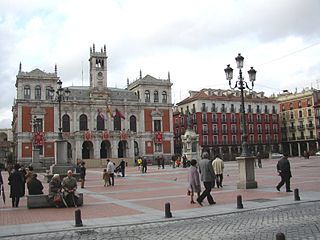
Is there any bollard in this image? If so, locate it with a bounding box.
[75,209,83,227]
[294,188,300,201]
[276,232,285,240]
[237,195,243,209]
[165,202,172,218]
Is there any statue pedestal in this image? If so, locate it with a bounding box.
[49,139,73,174]
[236,155,258,189]
[31,148,45,171]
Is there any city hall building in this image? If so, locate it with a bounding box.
[12,44,174,167]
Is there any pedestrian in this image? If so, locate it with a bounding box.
[142,157,148,173]
[137,157,142,171]
[27,173,44,195]
[182,155,188,168]
[161,155,165,169]
[157,156,161,169]
[171,155,176,168]
[197,152,216,206]
[276,154,292,192]
[120,159,126,177]
[212,154,224,188]
[106,159,115,186]
[79,161,86,188]
[257,152,262,168]
[19,164,27,197]
[8,163,24,207]
[187,159,201,204]
[103,169,110,187]
[62,170,78,207]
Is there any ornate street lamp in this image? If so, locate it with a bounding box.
[50,79,70,140]
[225,53,257,189]
[224,53,257,157]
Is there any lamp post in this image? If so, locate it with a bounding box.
[224,53,257,189]
[48,78,72,175]
[224,53,256,157]
[50,79,70,140]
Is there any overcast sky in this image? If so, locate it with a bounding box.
[1,0,320,129]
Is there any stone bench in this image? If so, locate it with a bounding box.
[43,173,81,183]
[27,193,83,209]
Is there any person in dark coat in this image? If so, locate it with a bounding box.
[27,173,44,195]
[79,162,86,188]
[141,157,148,173]
[161,155,165,169]
[8,164,24,207]
[19,165,27,197]
[120,159,126,177]
[276,154,292,192]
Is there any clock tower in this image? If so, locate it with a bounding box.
[89,44,108,98]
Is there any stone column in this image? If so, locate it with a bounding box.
[237,155,258,189]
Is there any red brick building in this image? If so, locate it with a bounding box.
[174,88,280,160]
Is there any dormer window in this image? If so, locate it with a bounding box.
[145,90,150,102]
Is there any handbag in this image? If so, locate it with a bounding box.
[53,193,62,205]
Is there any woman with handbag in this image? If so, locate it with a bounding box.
[48,174,63,207]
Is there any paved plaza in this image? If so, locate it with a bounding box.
[0,156,320,239]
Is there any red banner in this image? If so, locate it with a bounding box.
[154,132,163,143]
[84,131,92,141]
[102,130,109,140]
[33,132,44,145]
[120,130,128,140]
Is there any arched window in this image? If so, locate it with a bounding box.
[162,91,167,103]
[145,90,150,102]
[154,90,159,102]
[35,85,41,100]
[130,115,137,132]
[62,114,70,132]
[114,115,121,131]
[97,114,105,130]
[24,85,31,99]
[79,114,88,131]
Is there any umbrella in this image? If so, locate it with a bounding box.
[1,185,5,204]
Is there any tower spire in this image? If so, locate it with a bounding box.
[140,69,142,79]
[55,64,57,75]
[19,62,22,73]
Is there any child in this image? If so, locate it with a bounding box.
[187,159,201,204]
[103,169,110,187]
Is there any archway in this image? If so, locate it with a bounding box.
[118,140,128,158]
[100,140,111,159]
[82,141,93,159]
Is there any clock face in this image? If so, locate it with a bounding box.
[97,71,103,80]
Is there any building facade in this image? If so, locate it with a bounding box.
[174,88,280,160]
[12,44,174,167]
[278,88,320,156]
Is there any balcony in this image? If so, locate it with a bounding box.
[297,125,305,131]
[212,119,218,123]
[202,130,208,135]
[222,130,228,135]
[289,126,296,132]
[307,124,314,130]
[297,136,305,140]
[221,107,226,113]
[230,107,236,113]
[306,135,315,139]
[231,129,237,134]
[201,106,208,112]
[231,118,237,123]
[213,130,219,135]
[211,107,217,112]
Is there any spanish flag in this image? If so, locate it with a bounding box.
[106,105,113,118]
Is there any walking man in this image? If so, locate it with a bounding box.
[276,154,292,192]
[212,154,224,188]
[197,152,216,206]
[106,159,115,186]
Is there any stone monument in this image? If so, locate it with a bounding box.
[181,113,200,161]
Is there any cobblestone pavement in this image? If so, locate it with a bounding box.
[3,201,320,240]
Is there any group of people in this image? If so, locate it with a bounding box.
[102,159,126,187]
[49,170,79,207]
[6,164,44,208]
[187,152,224,206]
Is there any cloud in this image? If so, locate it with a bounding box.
[0,0,320,127]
